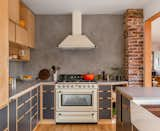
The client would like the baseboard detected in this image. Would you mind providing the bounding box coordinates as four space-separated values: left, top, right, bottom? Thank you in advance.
98 119 114 124
39 119 55 125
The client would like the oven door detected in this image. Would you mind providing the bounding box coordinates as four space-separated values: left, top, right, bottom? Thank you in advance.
56 88 97 111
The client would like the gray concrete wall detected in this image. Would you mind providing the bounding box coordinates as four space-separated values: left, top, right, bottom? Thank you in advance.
9 62 24 77
11 15 124 77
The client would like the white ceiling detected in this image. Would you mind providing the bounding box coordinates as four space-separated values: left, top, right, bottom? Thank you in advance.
22 0 150 15
152 18 160 44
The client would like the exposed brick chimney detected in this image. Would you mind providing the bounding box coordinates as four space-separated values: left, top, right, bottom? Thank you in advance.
124 9 144 87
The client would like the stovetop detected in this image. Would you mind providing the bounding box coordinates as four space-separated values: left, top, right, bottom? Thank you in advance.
58 74 96 83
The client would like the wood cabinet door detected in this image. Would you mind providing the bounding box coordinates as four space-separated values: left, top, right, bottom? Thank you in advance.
9 21 16 42
27 10 35 48
9 0 20 23
16 25 28 46
20 2 35 48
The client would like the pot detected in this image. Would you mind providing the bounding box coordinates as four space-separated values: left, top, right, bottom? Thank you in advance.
83 74 95 81
37 69 50 80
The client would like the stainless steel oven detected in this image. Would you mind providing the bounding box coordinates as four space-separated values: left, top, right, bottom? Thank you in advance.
55 83 98 123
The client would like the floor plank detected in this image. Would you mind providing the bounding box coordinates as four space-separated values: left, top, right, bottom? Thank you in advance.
36 124 116 131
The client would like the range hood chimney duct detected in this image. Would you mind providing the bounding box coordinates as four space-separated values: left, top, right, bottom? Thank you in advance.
58 11 96 49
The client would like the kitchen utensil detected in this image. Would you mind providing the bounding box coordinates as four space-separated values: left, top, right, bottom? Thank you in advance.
38 69 50 80
83 74 95 81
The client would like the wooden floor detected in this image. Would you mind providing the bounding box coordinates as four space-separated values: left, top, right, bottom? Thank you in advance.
36 124 116 131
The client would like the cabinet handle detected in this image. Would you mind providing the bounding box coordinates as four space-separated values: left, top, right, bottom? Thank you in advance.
99 107 111 110
98 90 111 93
99 97 111 100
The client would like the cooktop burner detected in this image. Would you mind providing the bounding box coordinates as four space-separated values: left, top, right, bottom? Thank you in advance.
58 74 96 82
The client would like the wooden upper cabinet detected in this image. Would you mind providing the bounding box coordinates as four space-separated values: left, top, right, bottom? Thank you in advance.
9 0 20 23
16 25 28 46
20 2 35 48
9 21 16 42
27 10 35 48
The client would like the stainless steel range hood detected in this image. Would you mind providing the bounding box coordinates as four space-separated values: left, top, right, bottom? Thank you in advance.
58 11 95 49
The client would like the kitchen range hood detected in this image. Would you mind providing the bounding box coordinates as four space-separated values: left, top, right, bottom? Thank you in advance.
58 11 95 49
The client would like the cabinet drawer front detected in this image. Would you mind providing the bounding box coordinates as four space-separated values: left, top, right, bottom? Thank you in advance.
0 106 8 131
31 88 37 96
43 85 54 91
9 21 16 42
18 101 30 118
9 100 16 131
99 99 111 108
31 96 37 107
43 108 54 119
99 109 111 119
16 25 28 46
38 87 40 121
18 116 25 131
43 92 54 108
18 92 30 106
31 114 38 130
18 112 30 131
99 92 111 98
99 86 111 91
31 105 38 117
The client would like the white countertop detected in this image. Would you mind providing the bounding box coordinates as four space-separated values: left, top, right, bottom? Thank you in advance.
117 87 160 100
10 81 128 100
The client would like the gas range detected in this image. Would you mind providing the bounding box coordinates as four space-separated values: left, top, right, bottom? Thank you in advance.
56 82 98 89
56 74 98 123
57 74 97 89
57 74 96 83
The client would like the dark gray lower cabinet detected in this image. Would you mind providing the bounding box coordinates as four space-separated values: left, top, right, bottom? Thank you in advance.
0 106 8 131
116 91 132 131
43 85 54 119
9 100 16 131
15 87 40 131
8 85 51 131
18 112 30 131
122 96 132 131
98 85 111 119
31 114 38 130
38 87 40 121
116 91 123 131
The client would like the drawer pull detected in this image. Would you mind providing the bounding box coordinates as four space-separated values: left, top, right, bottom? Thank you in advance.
99 97 111 100
99 107 111 110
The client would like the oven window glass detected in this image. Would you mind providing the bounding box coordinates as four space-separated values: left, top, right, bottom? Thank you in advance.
61 94 92 106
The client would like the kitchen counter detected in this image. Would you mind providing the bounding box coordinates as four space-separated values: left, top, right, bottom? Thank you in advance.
117 87 160 131
117 87 160 100
9 80 127 99
9 80 55 99
98 81 128 85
